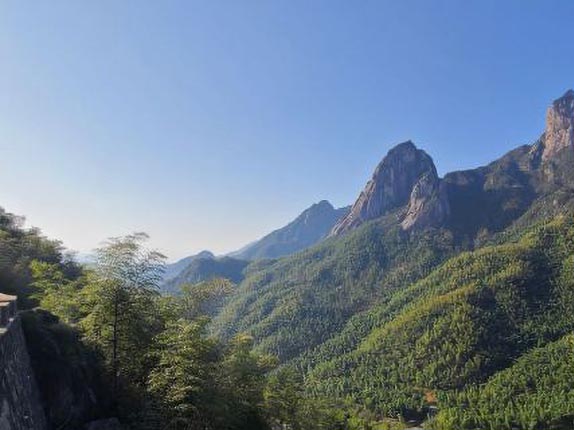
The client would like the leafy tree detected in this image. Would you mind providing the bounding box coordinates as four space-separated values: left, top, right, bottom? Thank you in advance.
148 292 275 429
0 207 76 307
80 233 166 404
264 367 348 430
217 333 276 430
30 260 85 324
179 278 234 321
147 317 219 429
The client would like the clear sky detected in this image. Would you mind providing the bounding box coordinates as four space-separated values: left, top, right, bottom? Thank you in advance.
0 1 573 261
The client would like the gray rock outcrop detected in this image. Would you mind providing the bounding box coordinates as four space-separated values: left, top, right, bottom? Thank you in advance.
542 89 574 161
401 171 450 230
331 141 449 235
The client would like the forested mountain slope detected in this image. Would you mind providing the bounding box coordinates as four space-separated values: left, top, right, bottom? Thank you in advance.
214 89 574 360
213 218 458 361
304 217 574 421
435 332 574 430
212 142 462 360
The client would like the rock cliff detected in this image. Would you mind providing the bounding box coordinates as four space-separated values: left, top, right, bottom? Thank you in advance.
401 171 450 230
331 141 448 235
542 89 574 161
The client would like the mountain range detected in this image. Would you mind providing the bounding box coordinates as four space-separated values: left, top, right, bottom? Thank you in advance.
5 89 574 430
169 91 574 296
171 89 574 359
204 89 574 427
162 200 350 292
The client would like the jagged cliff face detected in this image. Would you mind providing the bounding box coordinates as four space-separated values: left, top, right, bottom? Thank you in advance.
542 89 574 161
440 90 574 239
537 89 574 188
401 172 450 230
331 90 574 240
331 141 449 235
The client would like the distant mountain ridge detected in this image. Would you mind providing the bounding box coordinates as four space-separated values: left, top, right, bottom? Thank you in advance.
161 201 349 293
231 200 350 260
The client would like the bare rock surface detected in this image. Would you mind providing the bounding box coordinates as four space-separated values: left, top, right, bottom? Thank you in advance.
331 141 448 235
542 89 574 161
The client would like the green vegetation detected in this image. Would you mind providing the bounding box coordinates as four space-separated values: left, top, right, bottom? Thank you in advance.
13 226 346 430
0 207 77 307
300 217 574 426
3 180 574 429
28 232 277 429
213 216 458 362
432 334 574 430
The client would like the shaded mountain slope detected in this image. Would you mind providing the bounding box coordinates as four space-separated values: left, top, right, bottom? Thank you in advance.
288 182 572 380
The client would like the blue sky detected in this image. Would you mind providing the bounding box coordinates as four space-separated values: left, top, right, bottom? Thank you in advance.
0 1 573 260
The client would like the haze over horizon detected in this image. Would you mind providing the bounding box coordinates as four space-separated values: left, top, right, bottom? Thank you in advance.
1 0 574 260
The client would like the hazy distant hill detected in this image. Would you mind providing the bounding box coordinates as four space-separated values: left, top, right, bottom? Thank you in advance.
162 201 349 294
162 250 215 283
230 200 350 261
161 254 249 295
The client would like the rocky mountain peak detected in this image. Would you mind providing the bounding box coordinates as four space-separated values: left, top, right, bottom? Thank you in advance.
542 89 574 161
331 141 447 235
